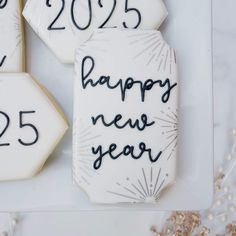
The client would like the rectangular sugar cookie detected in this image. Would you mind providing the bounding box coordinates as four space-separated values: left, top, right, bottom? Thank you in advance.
0 0 25 72
73 29 178 204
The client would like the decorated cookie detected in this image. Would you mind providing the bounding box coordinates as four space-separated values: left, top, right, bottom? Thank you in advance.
0 73 68 181
73 29 178 203
0 0 25 72
23 0 167 63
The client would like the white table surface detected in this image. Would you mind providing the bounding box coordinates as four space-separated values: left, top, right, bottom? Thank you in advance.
0 0 235 235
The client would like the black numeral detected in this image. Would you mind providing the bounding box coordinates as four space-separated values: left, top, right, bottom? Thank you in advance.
0 0 7 9
0 111 39 147
0 111 10 146
46 0 142 31
18 111 39 146
98 0 117 28
123 0 141 29
0 55 6 67
46 0 66 30
71 0 92 30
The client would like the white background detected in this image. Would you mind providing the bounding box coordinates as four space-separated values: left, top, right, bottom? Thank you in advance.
0 0 235 235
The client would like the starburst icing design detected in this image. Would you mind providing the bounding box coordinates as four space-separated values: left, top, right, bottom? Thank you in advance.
74 119 101 186
154 108 178 161
0 0 23 71
107 167 168 203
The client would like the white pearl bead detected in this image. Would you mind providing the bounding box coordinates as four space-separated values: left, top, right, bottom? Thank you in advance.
218 167 224 173
232 128 236 135
11 218 18 226
224 186 229 193
207 213 214 220
225 155 232 161
216 199 222 206
229 205 236 212
227 194 233 201
221 215 227 222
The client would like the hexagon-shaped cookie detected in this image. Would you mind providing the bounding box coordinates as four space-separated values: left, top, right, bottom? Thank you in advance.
0 73 68 181
23 0 168 63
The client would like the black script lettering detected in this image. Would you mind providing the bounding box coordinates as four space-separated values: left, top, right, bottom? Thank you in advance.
81 56 177 103
92 142 162 169
91 113 155 131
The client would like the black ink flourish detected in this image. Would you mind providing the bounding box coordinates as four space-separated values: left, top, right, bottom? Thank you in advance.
46 0 51 7
0 111 10 146
81 56 177 103
0 0 7 9
122 0 141 29
46 0 66 30
92 142 162 170
98 0 117 28
71 0 92 30
92 114 155 131
0 55 6 67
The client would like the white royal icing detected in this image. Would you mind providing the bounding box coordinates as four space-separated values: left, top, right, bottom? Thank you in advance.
0 73 68 181
23 0 168 63
0 0 24 72
73 29 178 204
